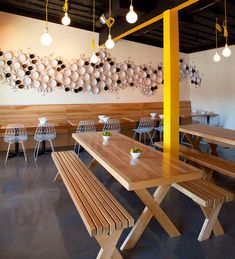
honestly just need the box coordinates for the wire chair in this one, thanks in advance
[4,124,28,164]
[33,123,56,161]
[103,119,121,133]
[133,117,154,145]
[152,115,164,142]
[74,120,96,154]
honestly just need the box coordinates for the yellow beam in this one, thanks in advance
[163,9,180,158]
[112,0,199,42]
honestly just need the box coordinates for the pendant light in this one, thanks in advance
[90,0,99,64]
[40,0,53,46]
[126,0,138,24]
[222,0,231,57]
[105,0,115,49]
[62,0,71,26]
[213,18,221,62]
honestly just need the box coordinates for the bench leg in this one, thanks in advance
[198,203,223,241]
[54,171,62,182]
[200,206,224,237]
[88,158,99,171]
[96,230,123,259]
[121,185,180,251]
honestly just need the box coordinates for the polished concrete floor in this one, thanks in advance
[0,145,235,259]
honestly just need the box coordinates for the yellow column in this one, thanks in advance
[163,9,180,158]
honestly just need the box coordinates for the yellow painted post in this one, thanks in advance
[163,9,180,158]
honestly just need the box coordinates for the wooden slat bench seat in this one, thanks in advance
[172,179,234,241]
[52,151,134,259]
[154,142,235,179]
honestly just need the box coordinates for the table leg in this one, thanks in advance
[184,134,202,149]
[209,143,218,156]
[120,185,180,251]
[207,115,210,124]
[15,142,19,155]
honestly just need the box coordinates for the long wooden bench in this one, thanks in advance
[52,151,134,259]
[154,142,235,179]
[172,179,234,241]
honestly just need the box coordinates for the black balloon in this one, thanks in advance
[97,78,101,82]
[78,87,83,91]
[99,63,103,67]
[110,61,114,66]
[0,51,3,56]
[146,74,150,78]
[57,67,62,71]
[179,59,183,63]
[151,87,154,91]
[32,60,37,64]
[107,58,111,62]
[7,60,12,65]
[58,60,63,65]
[116,68,120,72]
[192,69,195,73]
[95,65,99,69]
[57,82,61,87]
[95,52,99,56]
[117,80,121,84]
[65,87,70,92]
[22,64,27,69]
[74,88,79,93]
[26,71,31,75]
[104,86,109,91]
[143,67,147,71]
[85,61,89,66]
[91,63,95,67]
[127,64,132,69]
[61,64,66,69]
[5,73,11,78]
[16,80,21,85]
[18,84,24,89]
[28,66,33,70]
[130,83,134,86]
[154,70,157,74]
[186,66,189,70]
[158,66,162,70]
[30,54,35,59]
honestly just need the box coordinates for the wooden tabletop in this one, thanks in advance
[0,120,59,129]
[72,132,203,191]
[122,116,160,123]
[180,124,235,147]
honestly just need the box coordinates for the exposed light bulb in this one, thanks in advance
[40,29,53,46]
[105,34,115,49]
[90,51,99,64]
[213,51,221,62]
[62,12,71,26]
[222,44,231,57]
[126,4,138,24]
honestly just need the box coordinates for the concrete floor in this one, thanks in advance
[0,145,235,259]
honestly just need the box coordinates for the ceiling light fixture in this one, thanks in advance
[222,0,231,57]
[105,0,115,49]
[62,0,71,26]
[126,0,138,24]
[90,0,99,64]
[40,0,53,46]
[213,17,221,62]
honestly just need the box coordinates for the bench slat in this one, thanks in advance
[52,151,134,237]
[66,152,133,229]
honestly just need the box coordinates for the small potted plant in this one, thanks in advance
[102,131,112,141]
[130,147,141,159]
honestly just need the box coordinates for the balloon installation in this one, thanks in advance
[0,49,202,95]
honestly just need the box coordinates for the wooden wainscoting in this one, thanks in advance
[0,101,191,151]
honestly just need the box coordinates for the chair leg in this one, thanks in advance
[34,141,41,162]
[74,142,78,152]
[49,140,55,152]
[21,142,27,162]
[133,131,137,140]
[144,133,146,144]
[5,143,11,165]
[148,132,153,146]
[139,133,142,143]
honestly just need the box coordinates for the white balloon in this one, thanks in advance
[32,80,40,88]
[49,79,57,88]
[145,78,151,86]
[104,63,111,71]
[121,64,128,71]
[92,86,99,94]
[93,70,100,78]
[71,72,79,81]
[47,68,55,76]
[99,51,106,59]
[150,73,157,81]
[4,51,13,60]
[41,74,49,82]
[86,65,94,74]
[23,76,32,86]
[12,61,21,70]
[106,71,112,77]
[17,69,25,78]
[112,82,118,88]
[41,82,48,90]
[50,60,58,67]
[70,82,76,88]
[127,68,134,76]
[11,74,17,80]
[83,73,90,81]
[0,60,5,67]
[90,78,97,87]
[111,67,116,73]
[105,77,112,86]
[99,81,105,88]
[64,68,72,76]
[141,71,147,78]
[156,76,163,84]
[63,77,71,85]
[133,74,139,80]
[138,77,143,83]
[55,72,63,81]
[147,68,153,74]
[157,70,163,77]
[127,77,132,83]
[100,74,106,81]
[70,63,78,72]
[134,66,141,73]
[4,66,11,72]
[121,79,127,85]
[111,73,118,81]
[85,84,91,91]
[78,67,86,75]
[77,58,85,67]
[99,67,104,73]
[77,78,84,87]
[118,71,126,80]
[37,63,45,72]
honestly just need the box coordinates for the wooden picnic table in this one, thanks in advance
[181,112,218,124]
[180,124,235,155]
[72,132,203,250]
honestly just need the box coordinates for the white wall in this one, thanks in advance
[0,11,189,105]
[189,45,235,129]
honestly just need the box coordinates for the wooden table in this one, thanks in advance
[181,112,218,125]
[72,132,203,250]
[180,124,235,155]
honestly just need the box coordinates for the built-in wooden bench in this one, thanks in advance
[172,179,234,241]
[154,142,235,179]
[52,151,134,259]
